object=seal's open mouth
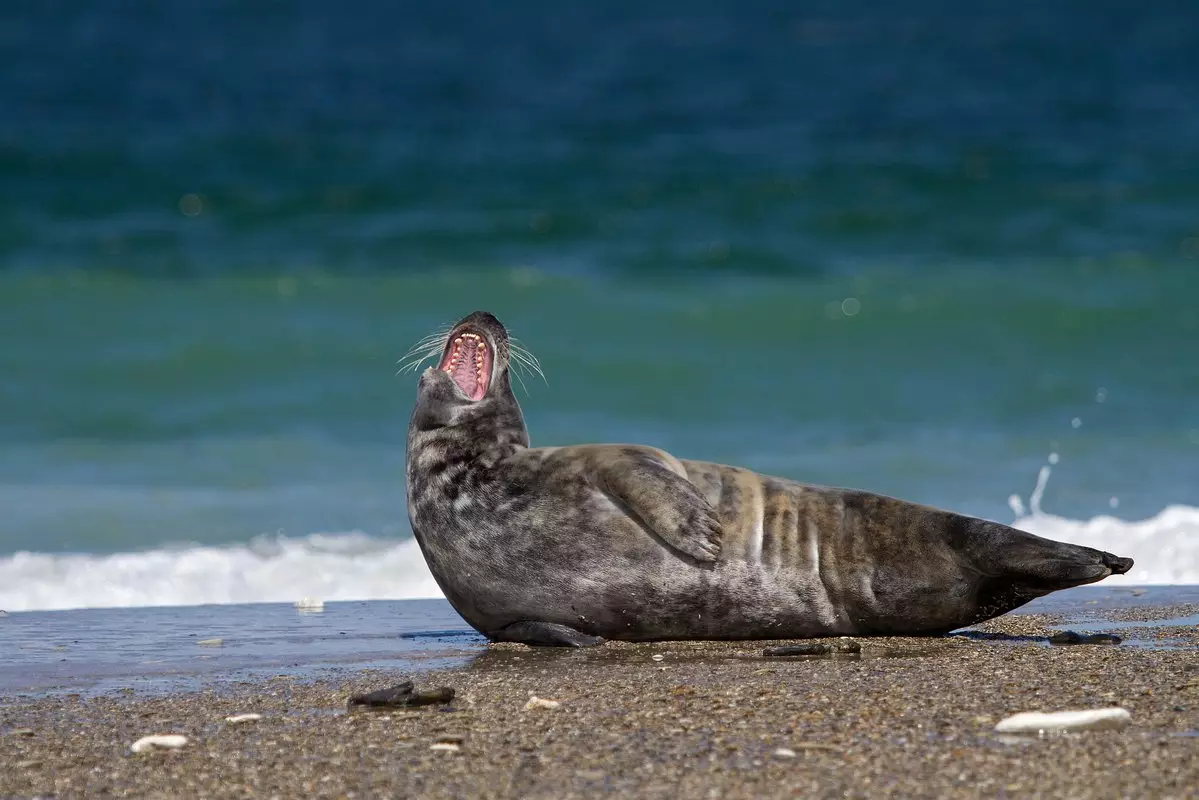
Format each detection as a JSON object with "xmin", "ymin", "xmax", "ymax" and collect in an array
[{"xmin": 439, "ymin": 330, "xmax": 492, "ymax": 400}]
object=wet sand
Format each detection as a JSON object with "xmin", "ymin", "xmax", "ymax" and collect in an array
[{"xmin": 2, "ymin": 610, "xmax": 1197, "ymax": 799}]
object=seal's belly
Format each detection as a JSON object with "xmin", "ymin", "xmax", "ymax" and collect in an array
[{"xmin": 461, "ymin": 462, "xmax": 859, "ymax": 640}]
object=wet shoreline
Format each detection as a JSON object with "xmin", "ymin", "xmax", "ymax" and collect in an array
[{"xmin": 2, "ymin": 591, "xmax": 1196, "ymax": 799}]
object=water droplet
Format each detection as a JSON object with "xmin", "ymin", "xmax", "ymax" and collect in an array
[
  {"xmin": 1048, "ymin": 452, "xmax": 1059, "ymax": 465},
  {"xmin": 841, "ymin": 297, "xmax": 861, "ymax": 317},
  {"xmin": 179, "ymin": 193, "xmax": 203, "ymax": 217},
  {"xmin": 1109, "ymin": 497, "xmax": 1120, "ymax": 509},
  {"xmin": 1071, "ymin": 417, "xmax": 1082, "ymax": 429},
  {"xmin": 1007, "ymin": 494, "xmax": 1026, "ymax": 517},
  {"xmin": 1095, "ymin": 388, "xmax": 1107, "ymax": 403}
]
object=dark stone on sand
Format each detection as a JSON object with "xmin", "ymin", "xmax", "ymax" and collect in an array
[
  {"xmin": 347, "ymin": 681, "xmax": 456, "ymax": 709},
  {"xmin": 764, "ymin": 644, "xmax": 832, "ymax": 657},
  {"xmin": 1049, "ymin": 631, "xmax": 1123, "ymax": 645},
  {"xmin": 764, "ymin": 639, "xmax": 861, "ymax": 657}
]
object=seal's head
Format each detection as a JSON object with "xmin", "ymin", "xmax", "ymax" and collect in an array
[{"xmin": 406, "ymin": 311, "xmax": 529, "ymax": 448}]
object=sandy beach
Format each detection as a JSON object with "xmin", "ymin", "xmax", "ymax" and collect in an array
[{"xmin": 3, "ymin": 606, "xmax": 1196, "ymax": 800}]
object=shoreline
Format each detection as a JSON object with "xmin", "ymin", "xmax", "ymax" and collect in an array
[{"xmin": 3, "ymin": 602, "xmax": 1197, "ymax": 798}]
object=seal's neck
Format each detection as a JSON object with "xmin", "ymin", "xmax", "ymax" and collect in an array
[{"xmin": 406, "ymin": 373, "xmax": 530, "ymax": 470}]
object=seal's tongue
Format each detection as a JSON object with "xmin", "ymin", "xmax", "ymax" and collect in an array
[{"xmin": 440, "ymin": 332, "xmax": 491, "ymax": 400}]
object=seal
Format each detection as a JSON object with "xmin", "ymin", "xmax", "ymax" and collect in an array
[{"xmin": 404, "ymin": 311, "xmax": 1135, "ymax": 647}]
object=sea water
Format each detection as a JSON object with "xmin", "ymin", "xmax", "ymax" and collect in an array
[{"xmin": 2, "ymin": 5, "xmax": 1197, "ymax": 617}]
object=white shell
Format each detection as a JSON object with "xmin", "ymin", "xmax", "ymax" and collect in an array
[
  {"xmin": 524, "ymin": 695, "xmax": 563, "ymax": 710},
  {"xmin": 130, "ymin": 734, "xmax": 188, "ymax": 753},
  {"xmin": 994, "ymin": 707, "xmax": 1131, "ymax": 734}
]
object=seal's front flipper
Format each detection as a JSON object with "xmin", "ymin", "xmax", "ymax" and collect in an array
[
  {"xmin": 598, "ymin": 453, "xmax": 722, "ymax": 563},
  {"xmin": 491, "ymin": 621, "xmax": 605, "ymax": 648}
]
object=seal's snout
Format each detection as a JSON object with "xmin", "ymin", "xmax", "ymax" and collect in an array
[
  {"xmin": 436, "ymin": 311, "xmax": 510, "ymax": 401},
  {"xmin": 439, "ymin": 329, "xmax": 493, "ymax": 401}
]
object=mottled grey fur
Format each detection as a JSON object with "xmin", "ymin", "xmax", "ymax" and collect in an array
[{"xmin": 406, "ymin": 311, "xmax": 1135, "ymax": 647}]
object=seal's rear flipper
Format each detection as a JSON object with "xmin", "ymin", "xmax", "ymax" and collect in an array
[
  {"xmin": 491, "ymin": 621, "xmax": 605, "ymax": 648},
  {"xmin": 981, "ymin": 524, "xmax": 1134, "ymax": 591}
]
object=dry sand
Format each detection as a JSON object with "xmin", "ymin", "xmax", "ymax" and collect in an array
[{"xmin": 2, "ymin": 612, "xmax": 1196, "ymax": 799}]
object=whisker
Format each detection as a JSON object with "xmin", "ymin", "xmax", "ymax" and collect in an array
[
  {"xmin": 509, "ymin": 341, "xmax": 547, "ymax": 385},
  {"xmin": 395, "ymin": 323, "xmax": 454, "ymax": 376}
]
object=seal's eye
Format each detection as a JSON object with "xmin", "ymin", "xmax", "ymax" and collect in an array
[{"xmin": 439, "ymin": 331, "xmax": 491, "ymax": 401}]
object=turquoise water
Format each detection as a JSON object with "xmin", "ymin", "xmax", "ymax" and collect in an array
[{"xmin": 1, "ymin": 2, "xmax": 1197, "ymax": 610}]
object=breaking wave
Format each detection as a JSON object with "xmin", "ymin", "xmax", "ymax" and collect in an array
[{"xmin": 0, "ymin": 532, "xmax": 441, "ymax": 613}]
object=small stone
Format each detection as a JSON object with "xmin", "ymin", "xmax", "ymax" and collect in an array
[
  {"xmin": 651, "ymin": 654, "xmax": 665, "ymax": 662},
  {"xmin": 1086, "ymin": 633, "xmax": 1122, "ymax": 644},
  {"xmin": 196, "ymin": 638, "xmax": 223, "ymax": 647},
  {"xmin": 130, "ymin": 734, "xmax": 189, "ymax": 753},
  {"xmin": 434, "ymin": 733, "xmax": 466, "ymax": 745},
  {"xmin": 773, "ymin": 748, "xmax": 798, "ymax": 758},
  {"xmin": 525, "ymin": 696, "xmax": 563, "ymax": 711},
  {"xmin": 763, "ymin": 643, "xmax": 831, "ymax": 657},
  {"xmin": 224, "ymin": 713, "xmax": 262, "ymax": 724},
  {"xmin": 1048, "ymin": 631, "xmax": 1122, "ymax": 645},
  {"xmin": 430, "ymin": 742, "xmax": 460, "ymax": 753},
  {"xmin": 834, "ymin": 639, "xmax": 862, "ymax": 654},
  {"xmin": 348, "ymin": 681, "xmax": 455, "ymax": 709},
  {"xmin": 10, "ymin": 728, "xmax": 35, "ymax": 737},
  {"xmin": 994, "ymin": 707, "xmax": 1132, "ymax": 734}
]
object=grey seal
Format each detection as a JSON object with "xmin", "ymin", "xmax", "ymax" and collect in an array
[{"xmin": 404, "ymin": 311, "xmax": 1134, "ymax": 647}]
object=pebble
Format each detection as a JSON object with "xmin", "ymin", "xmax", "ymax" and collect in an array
[
  {"xmin": 224, "ymin": 713, "xmax": 263, "ymax": 724},
  {"xmin": 429, "ymin": 742, "xmax": 461, "ymax": 753},
  {"xmin": 773, "ymin": 748, "xmax": 798, "ymax": 758},
  {"xmin": 994, "ymin": 707, "xmax": 1132, "ymax": 734},
  {"xmin": 1048, "ymin": 631, "xmax": 1122, "ymax": 645},
  {"xmin": 130, "ymin": 734, "xmax": 189, "ymax": 753},
  {"xmin": 525, "ymin": 695, "xmax": 563, "ymax": 711},
  {"xmin": 651, "ymin": 654, "xmax": 665, "ymax": 662},
  {"xmin": 348, "ymin": 681, "xmax": 456, "ymax": 709},
  {"xmin": 10, "ymin": 728, "xmax": 35, "ymax": 737},
  {"xmin": 763, "ymin": 643, "xmax": 831, "ymax": 657},
  {"xmin": 196, "ymin": 638, "xmax": 223, "ymax": 647}
]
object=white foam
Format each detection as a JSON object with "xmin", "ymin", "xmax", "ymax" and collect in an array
[
  {"xmin": 1012, "ymin": 505, "xmax": 1199, "ymax": 586},
  {"xmin": 1005, "ymin": 454, "xmax": 1199, "ymax": 586},
  {"xmin": 0, "ymin": 532, "xmax": 444, "ymax": 613}
]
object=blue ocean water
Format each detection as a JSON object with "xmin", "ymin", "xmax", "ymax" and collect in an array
[{"xmin": 1, "ymin": 2, "xmax": 1197, "ymax": 612}]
